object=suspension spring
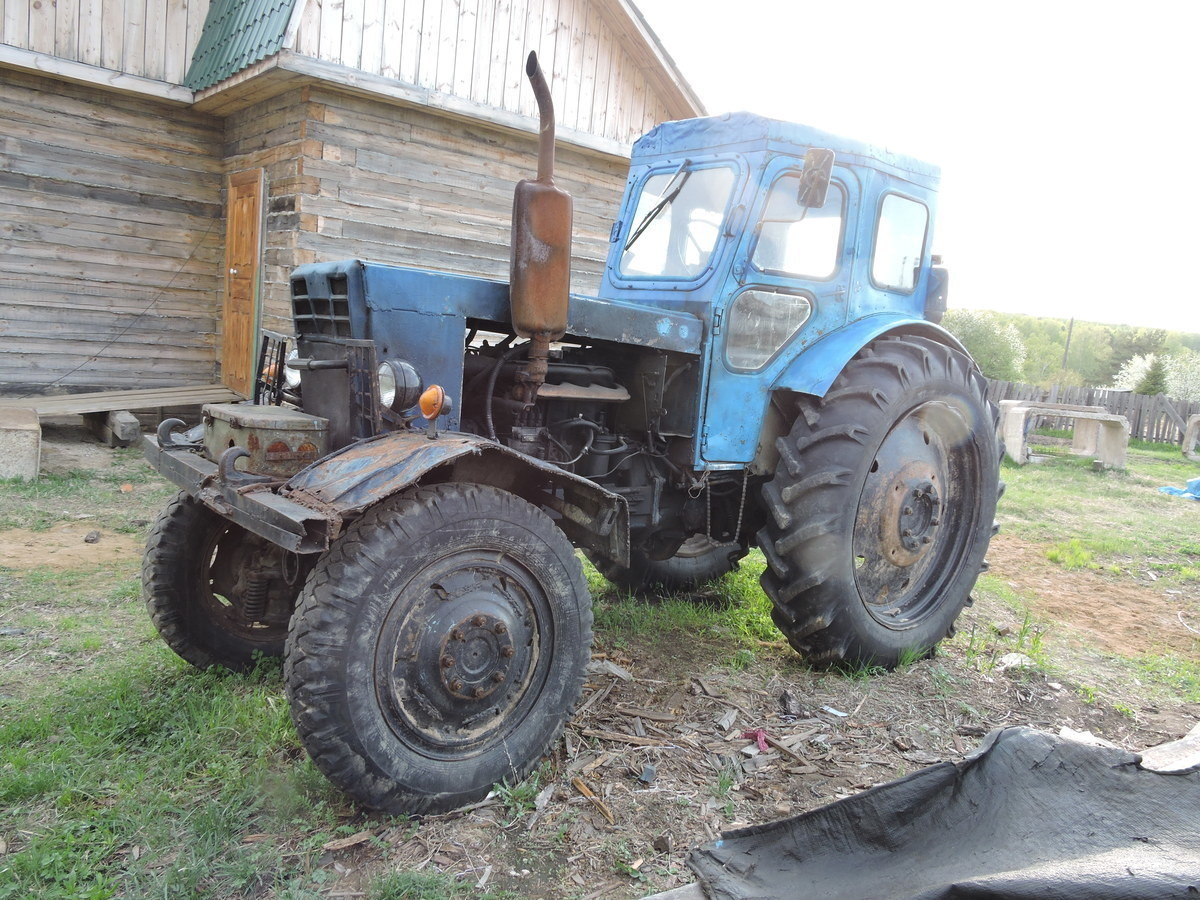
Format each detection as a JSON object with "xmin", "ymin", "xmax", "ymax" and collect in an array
[{"xmin": 243, "ymin": 574, "xmax": 268, "ymax": 623}]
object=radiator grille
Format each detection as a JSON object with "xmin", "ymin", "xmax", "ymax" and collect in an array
[{"xmin": 291, "ymin": 274, "xmax": 352, "ymax": 337}]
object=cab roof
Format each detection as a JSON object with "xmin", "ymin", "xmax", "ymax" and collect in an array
[{"xmin": 631, "ymin": 112, "xmax": 940, "ymax": 190}]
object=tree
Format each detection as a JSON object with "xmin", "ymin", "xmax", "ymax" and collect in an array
[
  {"xmin": 1134, "ymin": 355, "xmax": 1168, "ymax": 395},
  {"xmin": 941, "ymin": 310, "xmax": 1026, "ymax": 382},
  {"xmin": 1166, "ymin": 351, "xmax": 1200, "ymax": 402}
]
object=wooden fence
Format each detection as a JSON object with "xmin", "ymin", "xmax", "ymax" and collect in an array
[{"xmin": 986, "ymin": 381, "xmax": 1200, "ymax": 445}]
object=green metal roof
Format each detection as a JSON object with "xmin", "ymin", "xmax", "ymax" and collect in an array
[{"xmin": 185, "ymin": 0, "xmax": 299, "ymax": 91}]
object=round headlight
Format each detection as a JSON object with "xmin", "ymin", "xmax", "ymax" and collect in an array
[{"xmin": 377, "ymin": 359, "xmax": 423, "ymax": 413}]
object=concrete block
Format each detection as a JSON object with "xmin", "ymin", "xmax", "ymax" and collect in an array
[
  {"xmin": 0, "ymin": 407, "xmax": 41, "ymax": 480},
  {"xmin": 1185, "ymin": 415, "xmax": 1200, "ymax": 462},
  {"xmin": 999, "ymin": 403, "xmax": 1129, "ymax": 468}
]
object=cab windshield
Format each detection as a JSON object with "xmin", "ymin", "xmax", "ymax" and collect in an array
[{"xmin": 618, "ymin": 165, "xmax": 737, "ymax": 279}]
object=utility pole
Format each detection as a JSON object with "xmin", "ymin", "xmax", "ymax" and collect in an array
[{"xmin": 1061, "ymin": 317, "xmax": 1075, "ymax": 372}]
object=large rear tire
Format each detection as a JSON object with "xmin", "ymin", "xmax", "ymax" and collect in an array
[
  {"xmin": 143, "ymin": 492, "xmax": 311, "ymax": 672},
  {"xmin": 588, "ymin": 535, "xmax": 747, "ymax": 595},
  {"xmin": 285, "ymin": 483, "xmax": 592, "ymax": 814},
  {"xmin": 758, "ymin": 336, "xmax": 1000, "ymax": 669}
]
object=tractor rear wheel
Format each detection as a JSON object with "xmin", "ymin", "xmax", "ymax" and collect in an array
[
  {"xmin": 143, "ymin": 492, "xmax": 311, "ymax": 672},
  {"xmin": 285, "ymin": 483, "xmax": 592, "ymax": 814},
  {"xmin": 758, "ymin": 336, "xmax": 1000, "ymax": 669}
]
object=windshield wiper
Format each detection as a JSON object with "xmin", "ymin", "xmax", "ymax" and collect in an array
[{"xmin": 623, "ymin": 160, "xmax": 691, "ymax": 252}]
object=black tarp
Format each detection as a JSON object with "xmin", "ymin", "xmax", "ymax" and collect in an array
[{"xmin": 687, "ymin": 727, "xmax": 1200, "ymax": 899}]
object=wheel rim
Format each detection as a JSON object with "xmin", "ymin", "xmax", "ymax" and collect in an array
[
  {"xmin": 375, "ymin": 549, "xmax": 552, "ymax": 757},
  {"xmin": 853, "ymin": 399, "xmax": 981, "ymax": 629},
  {"xmin": 202, "ymin": 525, "xmax": 295, "ymax": 643}
]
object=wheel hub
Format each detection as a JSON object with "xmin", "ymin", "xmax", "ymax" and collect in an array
[
  {"xmin": 438, "ymin": 613, "xmax": 515, "ymax": 700},
  {"xmin": 895, "ymin": 479, "xmax": 941, "ymax": 562},
  {"xmin": 380, "ymin": 562, "xmax": 539, "ymax": 749}
]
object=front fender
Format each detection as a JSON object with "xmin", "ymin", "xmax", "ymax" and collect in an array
[
  {"xmin": 283, "ymin": 430, "xmax": 629, "ymax": 565},
  {"xmin": 773, "ymin": 315, "xmax": 967, "ymax": 397}
]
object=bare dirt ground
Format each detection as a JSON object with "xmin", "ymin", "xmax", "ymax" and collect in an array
[
  {"xmin": 986, "ymin": 534, "xmax": 1200, "ymax": 658},
  {"xmin": 8, "ymin": 430, "xmax": 1200, "ymax": 899}
]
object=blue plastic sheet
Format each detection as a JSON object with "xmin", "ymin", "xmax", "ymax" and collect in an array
[{"xmin": 1159, "ymin": 476, "xmax": 1200, "ymax": 500}]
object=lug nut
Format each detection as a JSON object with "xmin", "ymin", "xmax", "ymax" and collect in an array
[
  {"xmin": 501, "ymin": 646, "xmax": 515, "ymax": 658},
  {"xmin": 494, "ymin": 622, "xmax": 507, "ymax": 634},
  {"xmin": 472, "ymin": 615, "xmax": 485, "ymax": 627},
  {"xmin": 451, "ymin": 628, "xmax": 464, "ymax": 641},
  {"xmin": 441, "ymin": 656, "xmax": 455, "ymax": 668},
  {"xmin": 473, "ymin": 687, "xmax": 486, "ymax": 698},
  {"xmin": 492, "ymin": 672, "xmax": 505, "ymax": 683},
  {"xmin": 449, "ymin": 679, "xmax": 463, "ymax": 692}
]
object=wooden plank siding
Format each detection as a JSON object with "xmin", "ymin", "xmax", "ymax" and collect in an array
[
  {"xmin": 289, "ymin": 0, "xmax": 693, "ymax": 145},
  {"xmin": 0, "ymin": 68, "xmax": 225, "ymax": 393},
  {"xmin": 0, "ymin": 0, "xmax": 211, "ymax": 85},
  {"xmin": 222, "ymin": 84, "xmax": 629, "ymax": 337}
]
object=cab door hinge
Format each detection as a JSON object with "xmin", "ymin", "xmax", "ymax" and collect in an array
[{"xmin": 711, "ymin": 310, "xmax": 723, "ymax": 335}]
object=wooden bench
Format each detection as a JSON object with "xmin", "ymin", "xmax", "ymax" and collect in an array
[
  {"xmin": 999, "ymin": 400, "xmax": 1130, "ymax": 468},
  {"xmin": 0, "ymin": 385, "xmax": 243, "ymax": 475},
  {"xmin": 1185, "ymin": 414, "xmax": 1200, "ymax": 462}
]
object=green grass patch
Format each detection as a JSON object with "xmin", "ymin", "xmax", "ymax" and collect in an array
[
  {"xmin": 0, "ymin": 456, "xmax": 173, "ymax": 534},
  {"xmin": 1045, "ymin": 538, "xmax": 1097, "ymax": 570},
  {"xmin": 997, "ymin": 444, "xmax": 1200, "ymax": 573},
  {"xmin": 587, "ymin": 550, "xmax": 779, "ymax": 656},
  {"xmin": 368, "ymin": 871, "xmax": 515, "ymax": 900},
  {"xmin": 947, "ymin": 575, "xmax": 1051, "ymax": 674},
  {"xmin": 1132, "ymin": 654, "xmax": 1200, "ymax": 703},
  {"xmin": 0, "ymin": 649, "xmax": 363, "ymax": 900}
]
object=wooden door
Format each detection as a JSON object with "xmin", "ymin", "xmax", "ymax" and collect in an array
[{"xmin": 222, "ymin": 169, "xmax": 264, "ymax": 396}]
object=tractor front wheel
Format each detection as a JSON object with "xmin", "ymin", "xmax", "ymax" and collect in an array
[
  {"xmin": 758, "ymin": 336, "xmax": 1000, "ymax": 669},
  {"xmin": 143, "ymin": 492, "xmax": 311, "ymax": 671},
  {"xmin": 285, "ymin": 483, "xmax": 592, "ymax": 814}
]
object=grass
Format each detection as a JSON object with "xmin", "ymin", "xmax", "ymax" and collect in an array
[
  {"xmin": 588, "ymin": 549, "xmax": 779, "ymax": 660},
  {"xmin": 369, "ymin": 871, "xmax": 514, "ymax": 900},
  {"xmin": 3, "ymin": 429, "xmax": 1199, "ymax": 897},
  {"xmin": 1000, "ymin": 439, "xmax": 1200, "ymax": 568},
  {"xmin": 492, "ymin": 762, "xmax": 552, "ymax": 825},
  {"xmin": 0, "ymin": 650, "xmax": 362, "ymax": 899},
  {"xmin": 1131, "ymin": 654, "xmax": 1200, "ymax": 703},
  {"xmin": 0, "ymin": 450, "xmax": 174, "ymax": 534}
]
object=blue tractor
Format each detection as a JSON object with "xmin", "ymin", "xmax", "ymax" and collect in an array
[{"xmin": 143, "ymin": 54, "xmax": 999, "ymax": 813}]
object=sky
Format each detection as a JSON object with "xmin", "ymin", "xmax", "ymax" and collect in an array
[{"xmin": 632, "ymin": 0, "xmax": 1197, "ymax": 332}]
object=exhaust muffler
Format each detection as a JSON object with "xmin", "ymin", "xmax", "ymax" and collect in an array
[{"xmin": 509, "ymin": 51, "xmax": 572, "ymax": 402}]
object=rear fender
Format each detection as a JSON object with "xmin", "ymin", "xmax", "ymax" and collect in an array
[
  {"xmin": 773, "ymin": 316, "xmax": 967, "ymax": 397},
  {"xmin": 283, "ymin": 430, "xmax": 629, "ymax": 566}
]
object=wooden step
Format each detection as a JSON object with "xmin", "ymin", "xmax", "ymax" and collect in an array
[{"xmin": 0, "ymin": 384, "xmax": 244, "ymax": 417}]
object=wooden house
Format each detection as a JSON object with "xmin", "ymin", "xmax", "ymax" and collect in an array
[{"xmin": 0, "ymin": 0, "xmax": 703, "ymax": 400}]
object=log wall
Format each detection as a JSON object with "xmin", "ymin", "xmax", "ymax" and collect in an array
[
  {"xmin": 0, "ymin": 68, "xmax": 225, "ymax": 393},
  {"xmin": 224, "ymin": 84, "xmax": 629, "ymax": 336}
]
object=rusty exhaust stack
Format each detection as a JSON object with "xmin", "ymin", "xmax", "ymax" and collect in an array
[{"xmin": 509, "ymin": 51, "xmax": 572, "ymax": 404}]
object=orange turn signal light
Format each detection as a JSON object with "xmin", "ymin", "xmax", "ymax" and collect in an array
[{"xmin": 419, "ymin": 384, "xmax": 448, "ymax": 420}]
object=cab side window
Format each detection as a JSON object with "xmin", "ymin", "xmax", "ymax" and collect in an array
[{"xmin": 871, "ymin": 194, "xmax": 928, "ymax": 292}]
